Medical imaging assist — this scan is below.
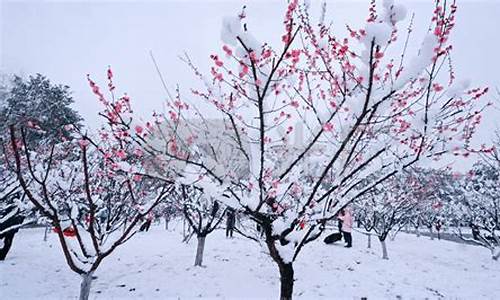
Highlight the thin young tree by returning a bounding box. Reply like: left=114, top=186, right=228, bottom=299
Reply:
left=174, top=180, right=227, bottom=266
left=355, top=172, right=421, bottom=259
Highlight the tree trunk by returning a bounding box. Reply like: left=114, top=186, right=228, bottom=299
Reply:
left=43, top=224, right=49, bottom=242
left=491, top=247, right=500, bottom=261
left=278, top=262, right=294, bottom=300
left=183, top=218, right=186, bottom=238
left=0, top=232, right=15, bottom=261
left=415, top=226, right=420, bottom=237
left=367, top=234, right=371, bottom=249
left=194, top=235, right=206, bottom=266
left=380, top=238, right=389, bottom=260
left=264, top=226, right=295, bottom=300
left=164, top=216, right=169, bottom=230
left=79, top=272, right=94, bottom=300
left=428, top=226, right=434, bottom=240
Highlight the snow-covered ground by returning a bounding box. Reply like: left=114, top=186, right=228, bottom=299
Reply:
left=1, top=223, right=499, bottom=299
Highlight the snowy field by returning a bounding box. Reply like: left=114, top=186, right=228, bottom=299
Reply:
left=1, top=223, right=499, bottom=300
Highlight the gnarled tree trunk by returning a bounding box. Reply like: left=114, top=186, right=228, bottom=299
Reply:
left=266, top=232, right=295, bottom=300
left=194, top=234, right=206, bottom=266
left=79, top=271, right=94, bottom=300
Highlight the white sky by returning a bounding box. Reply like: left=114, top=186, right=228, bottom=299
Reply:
left=1, top=0, right=500, bottom=169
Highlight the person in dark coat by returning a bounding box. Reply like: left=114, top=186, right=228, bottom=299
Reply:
left=324, top=210, right=345, bottom=244
left=471, top=222, right=480, bottom=240
left=226, top=208, right=236, bottom=238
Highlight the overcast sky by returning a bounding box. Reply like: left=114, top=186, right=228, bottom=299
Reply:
left=1, top=0, right=500, bottom=169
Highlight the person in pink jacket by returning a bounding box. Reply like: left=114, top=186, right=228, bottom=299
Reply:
left=338, top=208, right=353, bottom=248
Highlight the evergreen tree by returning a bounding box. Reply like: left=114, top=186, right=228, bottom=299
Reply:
left=0, top=73, right=83, bottom=260
left=0, top=73, right=83, bottom=144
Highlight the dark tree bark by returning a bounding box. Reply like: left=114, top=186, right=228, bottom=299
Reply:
left=0, top=231, right=16, bottom=260
left=0, top=212, right=25, bottom=261
left=194, top=234, right=206, bottom=266
left=278, top=262, right=294, bottom=300
left=263, top=220, right=295, bottom=300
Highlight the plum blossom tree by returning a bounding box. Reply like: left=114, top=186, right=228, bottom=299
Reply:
left=354, top=171, right=421, bottom=259
left=174, top=174, right=227, bottom=266
left=8, top=87, right=173, bottom=300
left=87, top=67, right=254, bottom=267
left=155, top=199, right=181, bottom=230
left=88, top=1, right=488, bottom=298
left=408, top=168, right=461, bottom=240
left=454, top=162, right=500, bottom=260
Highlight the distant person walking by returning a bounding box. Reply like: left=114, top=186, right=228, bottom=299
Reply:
left=338, top=208, right=353, bottom=248
left=226, top=208, right=236, bottom=238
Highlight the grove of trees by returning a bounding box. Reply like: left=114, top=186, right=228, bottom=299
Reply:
left=1, top=1, right=499, bottom=300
